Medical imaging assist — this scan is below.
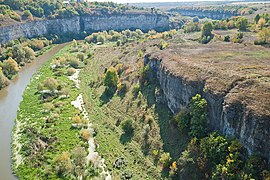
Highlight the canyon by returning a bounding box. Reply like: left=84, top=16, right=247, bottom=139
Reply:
left=0, top=13, right=170, bottom=44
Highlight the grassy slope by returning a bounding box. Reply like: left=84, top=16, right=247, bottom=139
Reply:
left=80, top=42, right=189, bottom=179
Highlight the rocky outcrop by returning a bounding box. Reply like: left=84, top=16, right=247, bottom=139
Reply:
left=169, top=9, right=239, bottom=20
left=0, top=13, right=169, bottom=44
left=144, top=54, right=270, bottom=162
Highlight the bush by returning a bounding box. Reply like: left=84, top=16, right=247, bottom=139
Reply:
left=22, top=10, right=33, bottom=20
left=1, top=57, right=19, bottom=79
left=0, top=69, right=9, bottom=89
left=40, top=77, right=59, bottom=91
left=121, top=118, right=134, bottom=135
left=97, top=35, right=105, bottom=44
left=132, top=84, right=140, bottom=97
left=157, top=39, right=168, bottom=50
left=23, top=47, right=35, bottom=61
left=77, top=53, right=85, bottom=61
left=80, top=129, right=91, bottom=141
left=175, top=108, right=190, bottom=132
left=54, top=152, right=73, bottom=175
left=67, top=67, right=76, bottom=76
left=159, top=152, right=171, bottom=168
left=224, top=35, right=230, bottom=42
left=68, top=57, right=80, bottom=68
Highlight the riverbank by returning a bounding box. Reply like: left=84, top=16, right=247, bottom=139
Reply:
left=0, top=43, right=66, bottom=180
left=12, top=42, right=114, bottom=179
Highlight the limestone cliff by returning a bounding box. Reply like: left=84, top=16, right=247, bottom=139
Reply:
left=169, top=9, right=239, bottom=20
left=0, top=13, right=169, bottom=44
left=144, top=43, right=270, bottom=161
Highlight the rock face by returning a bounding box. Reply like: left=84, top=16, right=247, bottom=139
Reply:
left=169, top=9, right=239, bottom=20
left=144, top=54, right=270, bottom=162
left=0, top=13, right=169, bottom=44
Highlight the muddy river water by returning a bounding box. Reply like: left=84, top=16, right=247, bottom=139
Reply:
left=0, top=44, right=66, bottom=180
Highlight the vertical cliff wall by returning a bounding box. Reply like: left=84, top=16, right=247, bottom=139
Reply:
left=0, top=13, right=169, bottom=44
left=144, top=53, right=270, bottom=162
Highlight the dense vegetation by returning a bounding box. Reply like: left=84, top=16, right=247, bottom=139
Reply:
left=0, top=0, right=147, bottom=23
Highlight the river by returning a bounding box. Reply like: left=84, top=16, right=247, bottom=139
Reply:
left=0, top=44, right=66, bottom=180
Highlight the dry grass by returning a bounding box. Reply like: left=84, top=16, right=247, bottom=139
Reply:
left=147, top=36, right=270, bottom=116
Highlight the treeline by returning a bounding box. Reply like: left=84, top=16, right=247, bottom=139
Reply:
left=0, top=0, right=146, bottom=22
left=0, top=37, right=52, bottom=89
left=84, top=29, right=175, bottom=47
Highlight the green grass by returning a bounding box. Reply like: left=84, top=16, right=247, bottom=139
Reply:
left=13, top=44, right=88, bottom=179
left=80, top=42, right=189, bottom=179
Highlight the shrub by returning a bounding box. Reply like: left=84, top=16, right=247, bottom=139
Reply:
left=132, top=84, right=140, bottom=97
left=71, top=147, right=87, bottom=167
left=68, top=57, right=80, bottom=68
left=121, top=118, right=134, bottom=135
left=72, top=116, right=82, bottom=125
left=23, top=47, right=35, bottom=61
left=224, top=35, right=230, bottom=42
left=97, top=35, right=105, bottom=44
left=80, top=129, right=91, bottom=141
left=22, top=10, right=33, bottom=20
left=175, top=108, right=190, bottom=132
left=157, top=39, right=168, bottom=50
left=67, top=67, right=76, bottom=76
left=41, top=77, right=59, bottom=91
left=1, top=57, right=19, bottom=79
left=104, top=66, right=118, bottom=89
left=77, top=53, right=85, bottom=61
left=54, top=152, right=73, bottom=175
left=0, top=69, right=9, bottom=89
left=159, top=152, right=171, bottom=168
left=30, top=40, right=44, bottom=51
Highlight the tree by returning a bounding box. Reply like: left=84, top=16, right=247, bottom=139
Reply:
left=257, top=28, right=270, bottom=44
left=22, top=10, right=33, bottom=20
left=202, top=22, right=213, bottom=37
left=104, top=66, right=118, bottom=89
left=257, top=18, right=266, bottom=30
left=1, top=57, right=19, bottom=79
left=121, top=118, right=134, bottom=135
left=12, top=44, right=25, bottom=63
left=236, top=17, right=248, bottom=31
left=200, top=133, right=229, bottom=169
left=189, top=94, right=208, bottom=138
left=254, top=14, right=260, bottom=24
